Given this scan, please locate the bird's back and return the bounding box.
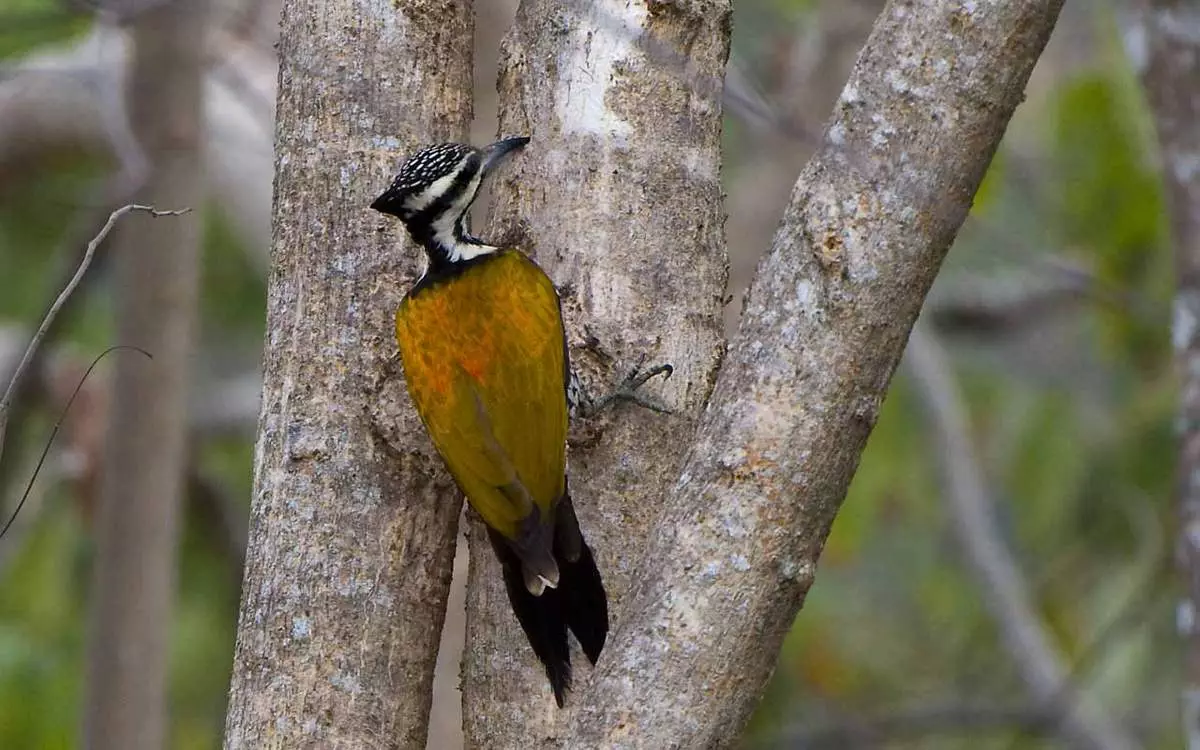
[395,248,568,539]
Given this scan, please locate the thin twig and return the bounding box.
[905,325,1139,750]
[0,344,150,543]
[0,204,189,463]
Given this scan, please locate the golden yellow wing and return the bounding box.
[395,250,567,543]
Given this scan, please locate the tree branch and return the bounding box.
[906,325,1137,750]
[0,204,187,469]
[563,1,1066,746]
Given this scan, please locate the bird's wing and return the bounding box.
[396,250,568,543]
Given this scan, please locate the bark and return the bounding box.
[724,0,884,334]
[82,3,209,749]
[461,0,730,744]
[564,1,1064,747]
[1137,1,1200,747]
[221,1,473,748]
[422,2,522,747]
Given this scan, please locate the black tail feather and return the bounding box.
[553,493,608,664]
[487,500,609,707]
[488,528,572,706]
[558,538,608,665]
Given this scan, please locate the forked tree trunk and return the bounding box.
[457,0,1067,747]
[222,1,473,748]
[227,0,1069,747]
[564,1,1065,744]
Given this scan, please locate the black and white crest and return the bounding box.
[370,136,530,271]
[391,143,473,193]
[371,142,477,220]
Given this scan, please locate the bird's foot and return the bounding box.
[586,354,674,416]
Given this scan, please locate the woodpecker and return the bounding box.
[370,137,606,706]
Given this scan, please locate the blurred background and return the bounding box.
[0,0,1183,747]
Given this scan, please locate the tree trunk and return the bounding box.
[82,2,209,749]
[224,0,1070,746]
[1138,1,1200,747]
[566,0,1065,746]
[221,1,473,748]
[462,0,730,743]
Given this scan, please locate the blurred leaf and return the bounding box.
[1048,72,1169,369]
[0,1,90,61]
[201,207,266,338]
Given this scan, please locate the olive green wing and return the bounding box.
[395,251,568,548]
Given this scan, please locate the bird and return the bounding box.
[370,136,607,706]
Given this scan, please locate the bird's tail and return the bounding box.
[487,495,608,707]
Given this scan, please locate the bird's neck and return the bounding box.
[407,210,497,275]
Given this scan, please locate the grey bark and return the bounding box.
[82,3,209,749]
[724,0,884,334]
[1137,1,1200,747]
[224,0,1067,745]
[462,0,730,744]
[221,1,473,748]
[557,1,1063,747]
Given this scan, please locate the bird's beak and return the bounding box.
[370,187,398,215]
[480,136,531,177]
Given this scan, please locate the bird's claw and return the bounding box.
[590,357,674,415]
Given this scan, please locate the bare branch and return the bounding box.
[0,204,188,467]
[906,325,1137,750]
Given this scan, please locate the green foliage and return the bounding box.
[170,498,241,750]
[0,158,109,326]
[1049,72,1170,371]
[0,496,86,750]
[201,210,266,341]
[0,165,258,750]
[0,0,89,61]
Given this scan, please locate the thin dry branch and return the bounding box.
[905,325,1137,750]
[0,204,188,466]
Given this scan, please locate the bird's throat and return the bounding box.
[409,212,497,277]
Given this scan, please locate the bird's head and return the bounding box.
[371,136,530,266]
